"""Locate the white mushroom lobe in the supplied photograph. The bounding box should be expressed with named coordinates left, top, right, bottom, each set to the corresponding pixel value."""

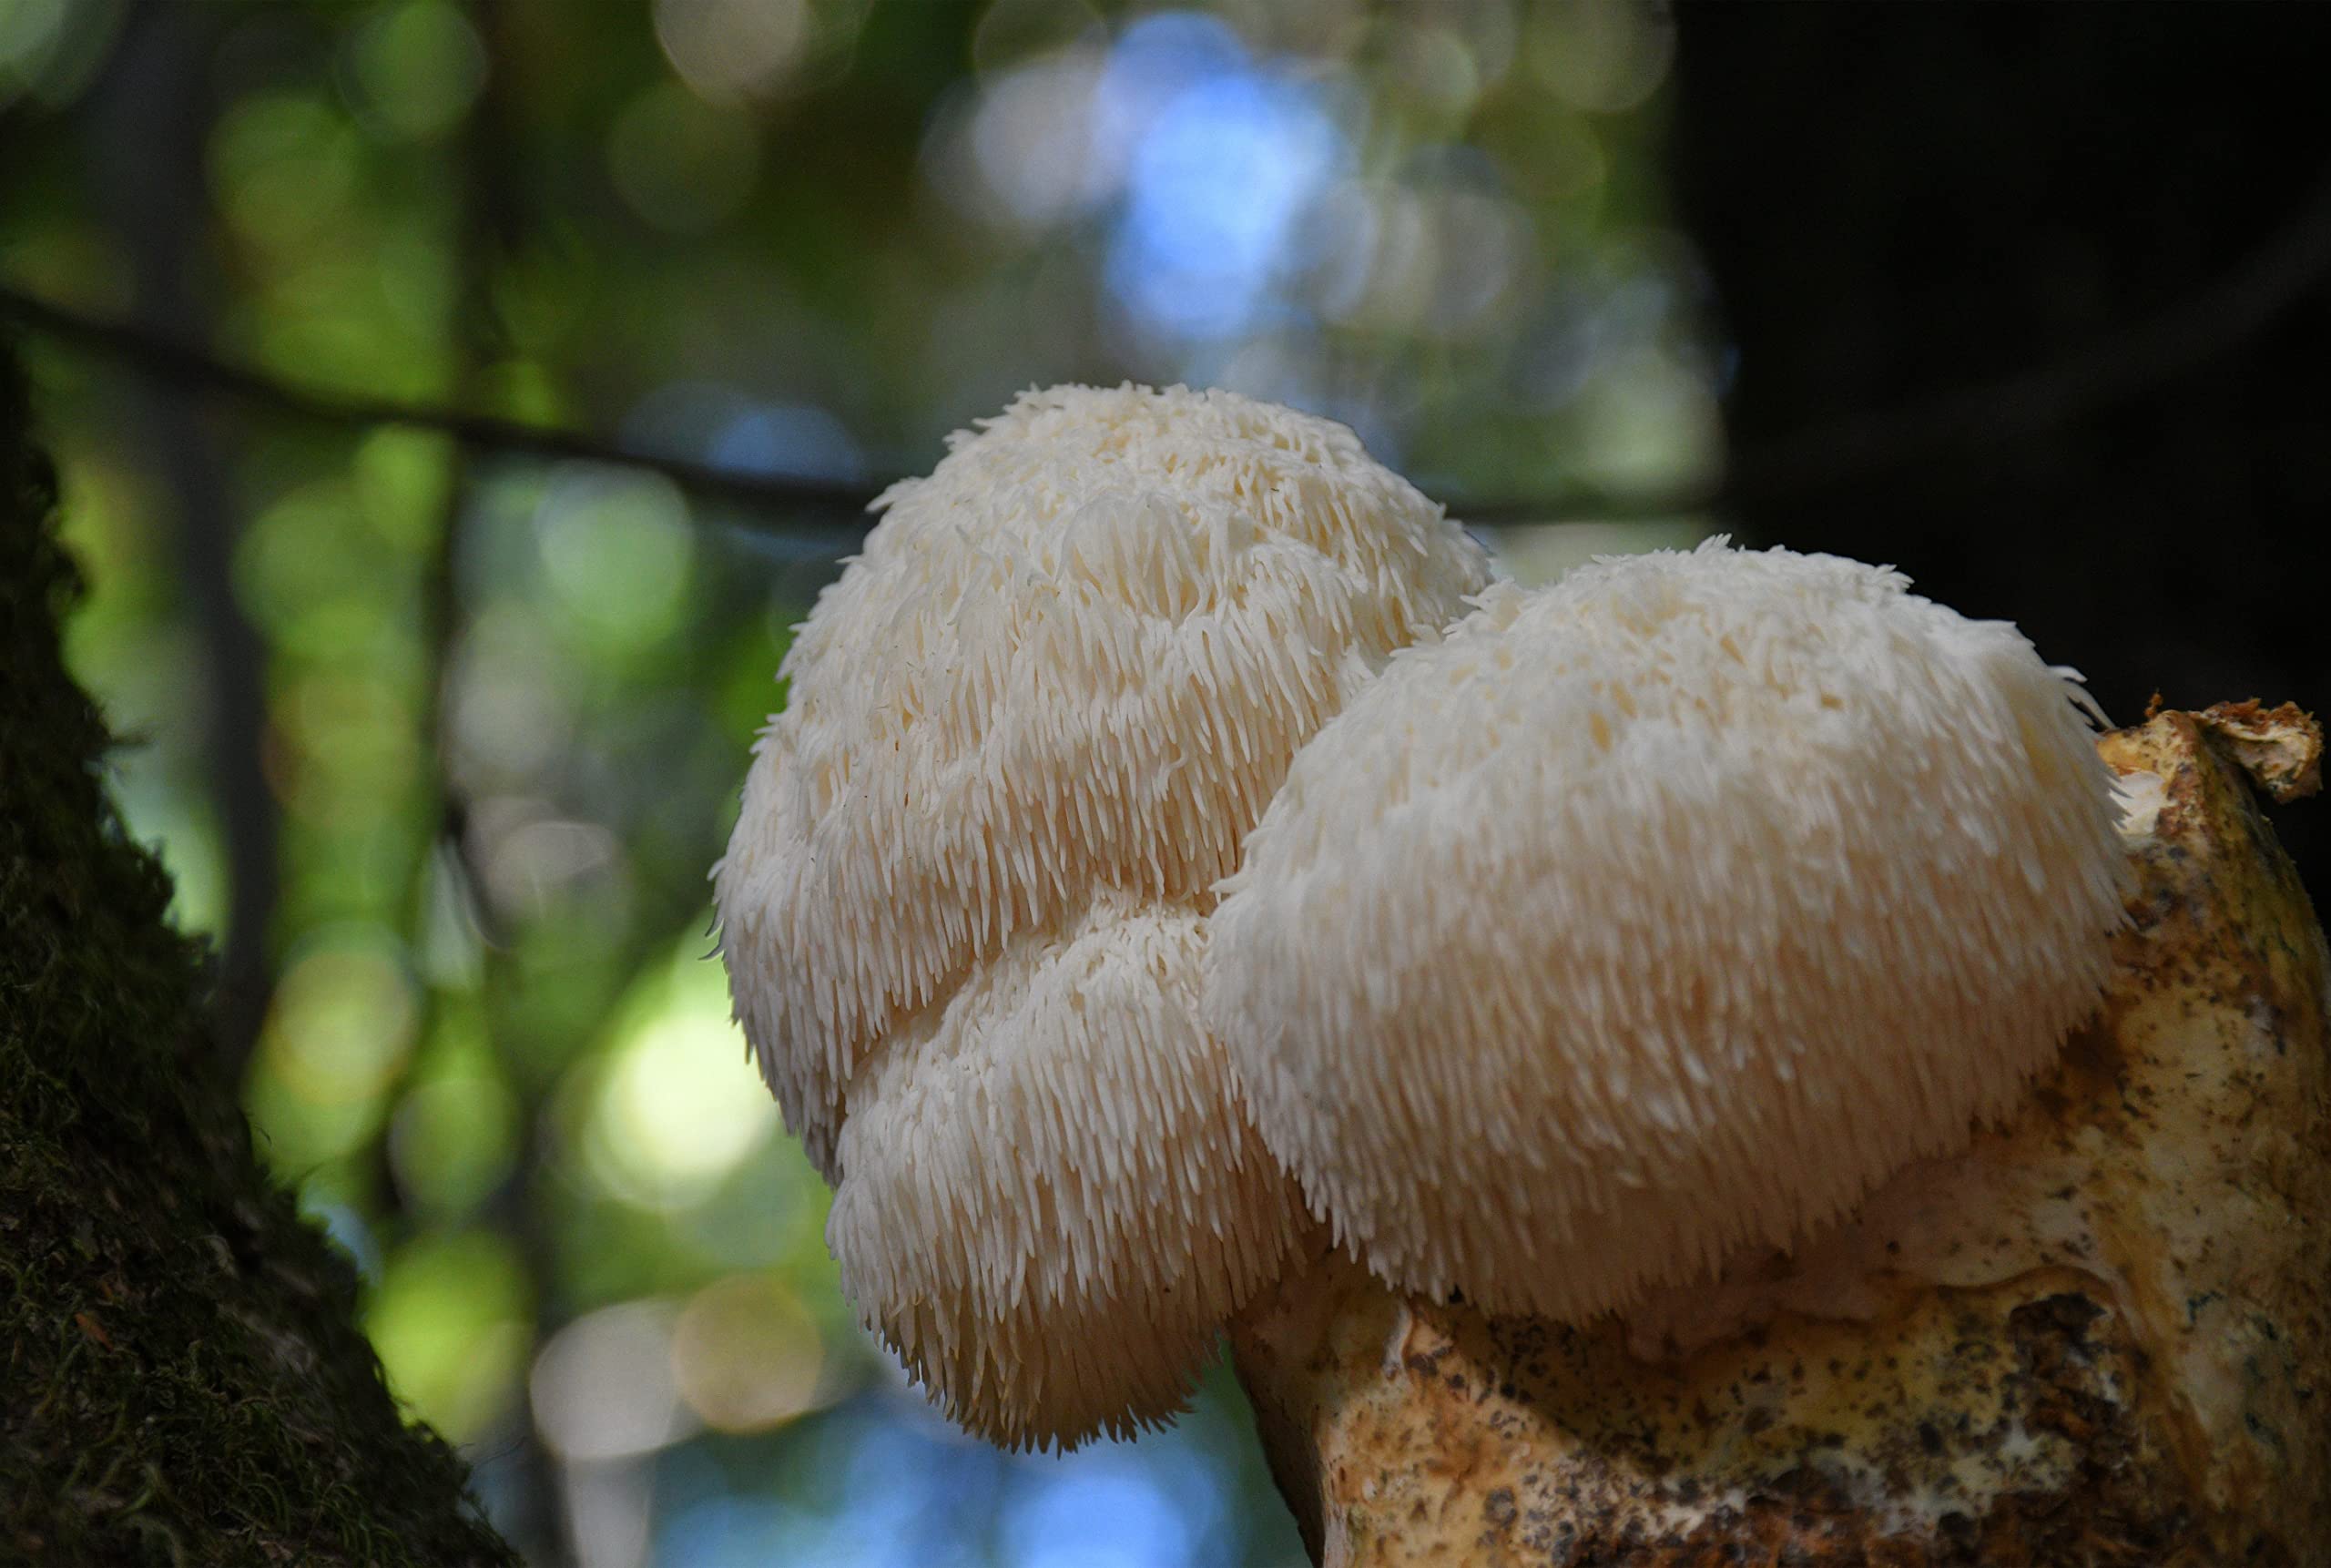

left=1205, top=541, right=2133, bottom=1321
left=713, top=383, right=1489, bottom=1447
left=827, top=898, right=1304, bottom=1450
left=715, top=383, right=1489, bottom=1172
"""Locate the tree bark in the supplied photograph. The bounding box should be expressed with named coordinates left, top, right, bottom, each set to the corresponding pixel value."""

left=1231, top=704, right=2329, bottom=1564
left=0, top=351, right=514, bottom=1563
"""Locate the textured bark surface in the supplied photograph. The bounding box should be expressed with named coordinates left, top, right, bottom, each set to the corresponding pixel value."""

left=0, top=354, right=514, bottom=1564
left=1232, top=705, right=2328, bottom=1565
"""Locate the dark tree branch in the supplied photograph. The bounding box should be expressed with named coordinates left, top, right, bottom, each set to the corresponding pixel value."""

left=0, top=285, right=884, bottom=526
left=0, top=281, right=1692, bottom=525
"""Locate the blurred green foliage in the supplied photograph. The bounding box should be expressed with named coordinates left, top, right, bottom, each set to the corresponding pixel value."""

left=1, top=2, right=1710, bottom=1563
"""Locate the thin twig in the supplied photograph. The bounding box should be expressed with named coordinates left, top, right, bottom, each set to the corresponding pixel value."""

left=0, top=284, right=883, bottom=524
left=0, top=279, right=1700, bottom=524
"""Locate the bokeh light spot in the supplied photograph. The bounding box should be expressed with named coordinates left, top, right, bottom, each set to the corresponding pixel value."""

left=1105, top=36, right=1344, bottom=341
left=580, top=943, right=776, bottom=1212
left=209, top=92, right=363, bottom=253
left=1527, top=0, right=1676, bottom=114
left=533, top=466, right=695, bottom=647
left=0, top=0, right=120, bottom=110
left=967, top=46, right=1113, bottom=227
left=653, top=0, right=812, bottom=102
left=0, top=0, right=67, bottom=99
left=389, top=1063, right=520, bottom=1216
left=672, top=1273, right=829, bottom=1432
left=344, top=0, right=488, bottom=142
left=607, top=80, right=760, bottom=234
left=1569, top=348, right=1725, bottom=494
left=368, top=1229, right=531, bottom=1444
left=1003, top=1448, right=1198, bottom=1568
left=254, top=924, right=419, bottom=1106
left=531, top=1298, right=697, bottom=1461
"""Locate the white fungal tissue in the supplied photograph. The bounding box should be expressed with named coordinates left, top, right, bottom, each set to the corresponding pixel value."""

left=715, top=382, right=1488, bottom=1171
left=712, top=383, right=1486, bottom=1446
left=827, top=896, right=1305, bottom=1449
left=1204, top=539, right=2134, bottom=1322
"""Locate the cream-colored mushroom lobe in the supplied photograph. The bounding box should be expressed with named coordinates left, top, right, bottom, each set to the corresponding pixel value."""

left=826, top=897, right=1306, bottom=1450
left=712, top=383, right=1490, bottom=1175
left=1204, top=541, right=2134, bottom=1321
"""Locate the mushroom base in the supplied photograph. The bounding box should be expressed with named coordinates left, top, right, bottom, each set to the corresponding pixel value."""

left=1230, top=706, right=2331, bottom=1566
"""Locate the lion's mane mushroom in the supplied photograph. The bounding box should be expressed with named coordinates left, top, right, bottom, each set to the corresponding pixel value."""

left=716, top=382, right=1490, bottom=1175
left=826, top=894, right=1298, bottom=1449
left=713, top=383, right=1490, bottom=1445
left=1205, top=540, right=2133, bottom=1321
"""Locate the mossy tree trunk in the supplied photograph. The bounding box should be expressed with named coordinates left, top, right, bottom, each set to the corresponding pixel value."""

left=0, top=349, right=515, bottom=1563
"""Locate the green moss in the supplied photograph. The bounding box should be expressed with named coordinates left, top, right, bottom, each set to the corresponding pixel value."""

left=0, top=348, right=516, bottom=1565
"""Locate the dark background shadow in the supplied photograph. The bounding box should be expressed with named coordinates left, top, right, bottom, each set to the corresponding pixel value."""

left=1675, top=5, right=2331, bottom=899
